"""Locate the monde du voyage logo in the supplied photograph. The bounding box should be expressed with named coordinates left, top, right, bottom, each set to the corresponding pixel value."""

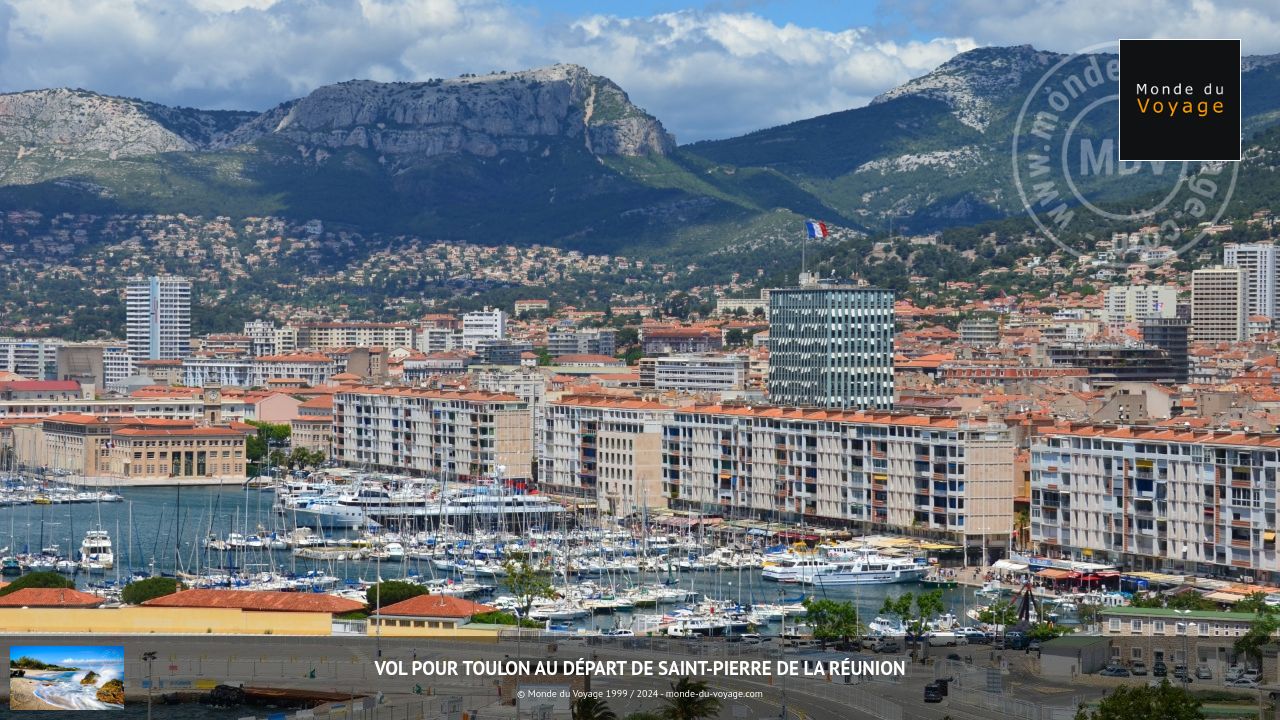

left=1013, top=39, right=1240, bottom=269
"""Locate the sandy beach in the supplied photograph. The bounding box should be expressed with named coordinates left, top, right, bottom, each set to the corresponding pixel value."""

left=10, top=672, right=66, bottom=711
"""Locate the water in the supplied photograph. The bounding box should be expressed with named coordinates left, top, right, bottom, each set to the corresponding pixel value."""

left=0, top=485, right=984, bottom=624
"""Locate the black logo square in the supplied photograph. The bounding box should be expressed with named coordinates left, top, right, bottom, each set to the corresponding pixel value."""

left=1120, top=39, right=1240, bottom=161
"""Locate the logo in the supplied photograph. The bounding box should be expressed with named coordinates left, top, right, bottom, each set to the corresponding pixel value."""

left=1012, top=41, right=1238, bottom=270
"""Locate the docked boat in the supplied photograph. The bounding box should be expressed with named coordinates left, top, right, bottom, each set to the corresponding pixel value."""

left=761, top=556, right=832, bottom=583
left=79, top=528, right=114, bottom=571
left=807, top=549, right=927, bottom=586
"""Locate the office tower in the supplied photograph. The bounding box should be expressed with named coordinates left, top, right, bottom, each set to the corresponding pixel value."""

left=1224, top=243, right=1278, bottom=321
left=767, top=280, right=894, bottom=410
left=126, top=276, right=192, bottom=362
left=1190, top=267, right=1246, bottom=342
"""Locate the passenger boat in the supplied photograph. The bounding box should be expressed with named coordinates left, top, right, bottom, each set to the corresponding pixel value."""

left=806, top=549, right=927, bottom=586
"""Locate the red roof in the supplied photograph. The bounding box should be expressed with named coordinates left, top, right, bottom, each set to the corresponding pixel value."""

left=142, top=589, right=364, bottom=613
left=0, top=587, right=103, bottom=607
left=376, top=594, right=495, bottom=618
left=0, top=380, right=80, bottom=392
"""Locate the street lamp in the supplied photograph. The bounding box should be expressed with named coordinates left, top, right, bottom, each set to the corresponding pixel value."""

left=142, top=651, right=157, bottom=720
left=1173, top=609, right=1191, bottom=691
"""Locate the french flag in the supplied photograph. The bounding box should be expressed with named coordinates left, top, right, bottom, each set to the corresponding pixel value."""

left=805, top=220, right=828, bottom=239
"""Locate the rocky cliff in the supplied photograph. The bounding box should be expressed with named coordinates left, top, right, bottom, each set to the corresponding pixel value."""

left=216, top=64, right=674, bottom=159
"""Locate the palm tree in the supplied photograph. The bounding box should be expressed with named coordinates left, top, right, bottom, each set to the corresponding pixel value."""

left=572, top=696, right=618, bottom=720
left=660, top=677, right=722, bottom=720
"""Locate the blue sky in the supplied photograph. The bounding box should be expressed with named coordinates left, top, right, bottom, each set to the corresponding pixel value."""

left=0, top=0, right=1277, bottom=141
left=11, top=645, right=124, bottom=667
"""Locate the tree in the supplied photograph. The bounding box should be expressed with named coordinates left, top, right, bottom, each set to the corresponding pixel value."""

left=571, top=696, right=618, bottom=720
left=1231, top=591, right=1272, bottom=615
left=1233, top=609, right=1279, bottom=669
left=724, top=328, right=746, bottom=347
left=121, top=577, right=182, bottom=605
left=910, top=589, right=946, bottom=656
left=802, top=598, right=861, bottom=648
left=1074, top=681, right=1202, bottom=720
left=659, top=677, right=721, bottom=720
left=367, top=580, right=427, bottom=609
left=1165, top=592, right=1217, bottom=612
left=500, top=552, right=555, bottom=618
left=0, top=571, right=74, bottom=596
left=246, top=421, right=291, bottom=462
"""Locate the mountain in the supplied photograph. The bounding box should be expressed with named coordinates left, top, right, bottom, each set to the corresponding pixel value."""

left=2, top=48, right=1280, bottom=258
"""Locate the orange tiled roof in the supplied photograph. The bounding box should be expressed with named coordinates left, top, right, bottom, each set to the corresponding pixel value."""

left=142, top=589, right=363, bottom=613
left=376, top=594, right=495, bottom=618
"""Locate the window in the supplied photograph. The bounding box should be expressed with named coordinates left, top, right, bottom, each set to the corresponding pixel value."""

left=1109, top=619, right=1121, bottom=632
left=1154, top=621, right=1165, bottom=634
left=1131, top=647, right=1143, bottom=660
left=1131, top=620, right=1143, bottom=632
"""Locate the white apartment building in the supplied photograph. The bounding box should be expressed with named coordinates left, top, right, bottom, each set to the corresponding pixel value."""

left=638, top=354, right=749, bottom=392
left=461, top=308, right=506, bottom=350
left=541, top=395, right=673, bottom=516
left=1224, top=243, right=1278, bottom=321
left=182, top=357, right=254, bottom=387
left=1103, top=285, right=1178, bottom=328
left=663, top=405, right=1014, bottom=560
left=181, top=353, right=335, bottom=388
left=332, top=386, right=532, bottom=483
left=1191, top=267, right=1247, bottom=342
left=292, top=322, right=415, bottom=350
left=0, top=337, right=61, bottom=380
left=1031, top=424, right=1280, bottom=582
left=416, top=327, right=462, bottom=354
left=126, top=276, right=191, bottom=362
left=473, top=370, right=548, bottom=457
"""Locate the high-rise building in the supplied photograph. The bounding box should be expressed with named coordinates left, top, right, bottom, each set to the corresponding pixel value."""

left=1224, top=243, right=1278, bottom=321
left=1103, top=285, right=1178, bottom=328
left=1190, top=267, right=1246, bottom=342
left=126, top=276, right=191, bottom=362
left=767, top=281, right=894, bottom=410
left=1140, top=317, right=1190, bottom=383
left=547, top=328, right=617, bottom=357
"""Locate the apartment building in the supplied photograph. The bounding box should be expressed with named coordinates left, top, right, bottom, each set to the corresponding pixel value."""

left=1224, top=242, right=1278, bottom=321
left=292, top=322, right=415, bottom=350
left=332, top=387, right=532, bottom=484
left=1191, top=267, right=1247, bottom=342
left=547, top=328, right=617, bottom=358
left=1103, top=285, right=1178, bottom=328
left=641, top=327, right=722, bottom=356
left=541, top=395, right=673, bottom=515
left=958, top=317, right=1000, bottom=346
left=0, top=337, right=61, bottom=380
left=291, top=395, right=333, bottom=457
left=461, top=308, right=506, bottom=349
left=637, top=354, right=749, bottom=392
left=252, top=354, right=335, bottom=387
left=126, top=276, right=191, bottom=362
left=1031, top=423, right=1280, bottom=582
left=663, top=405, right=1014, bottom=560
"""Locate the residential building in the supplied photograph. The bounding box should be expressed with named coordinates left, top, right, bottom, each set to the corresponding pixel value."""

left=126, top=276, right=192, bottom=362
left=1140, top=317, right=1191, bottom=384
left=291, top=395, right=333, bottom=457
left=252, top=353, right=335, bottom=387
left=715, top=296, right=768, bottom=318
left=663, top=406, right=1014, bottom=561
left=1103, top=285, right=1178, bottom=328
left=767, top=282, right=895, bottom=410
left=461, top=308, right=506, bottom=349
left=243, top=320, right=282, bottom=356
left=474, top=370, right=548, bottom=458
left=1099, top=606, right=1256, bottom=670
left=641, top=327, right=722, bottom=356
left=415, top=327, right=462, bottom=353
left=0, top=337, right=61, bottom=380
left=292, top=322, right=415, bottom=350
left=332, top=387, right=532, bottom=484
left=547, top=328, right=617, bottom=358
left=638, top=353, right=749, bottom=392
left=0, top=380, right=83, bottom=401
left=542, top=395, right=672, bottom=515
left=475, top=339, right=533, bottom=366
left=1031, top=423, right=1280, bottom=582
left=513, top=299, right=550, bottom=316
left=1224, top=242, right=1278, bottom=321
left=1047, top=342, right=1185, bottom=386
left=958, top=317, right=1000, bottom=346
left=1190, top=267, right=1247, bottom=342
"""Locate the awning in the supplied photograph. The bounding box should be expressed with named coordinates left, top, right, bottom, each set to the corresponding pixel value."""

left=993, top=559, right=1029, bottom=572
left=747, top=528, right=770, bottom=536
left=1037, top=568, right=1074, bottom=580
left=1204, top=591, right=1244, bottom=604
left=1266, top=531, right=1276, bottom=542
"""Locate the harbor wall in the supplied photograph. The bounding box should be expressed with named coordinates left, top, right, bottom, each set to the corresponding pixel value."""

left=0, top=606, right=333, bottom=635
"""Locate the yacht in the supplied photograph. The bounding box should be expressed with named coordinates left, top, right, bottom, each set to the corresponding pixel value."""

left=761, top=556, right=831, bottom=583
left=807, top=550, right=927, bottom=586
left=79, top=529, right=114, bottom=571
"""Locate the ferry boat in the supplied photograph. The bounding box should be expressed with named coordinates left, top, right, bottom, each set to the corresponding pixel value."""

left=79, top=529, right=114, bottom=571
left=291, top=487, right=565, bottom=528
left=761, top=556, right=831, bottom=583
left=807, top=550, right=927, bottom=586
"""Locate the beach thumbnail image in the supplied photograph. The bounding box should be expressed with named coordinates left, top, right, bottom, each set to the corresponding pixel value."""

left=9, top=646, right=125, bottom=711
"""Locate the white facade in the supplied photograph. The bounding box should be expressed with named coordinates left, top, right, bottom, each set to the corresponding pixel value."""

left=126, top=276, right=191, bottom=362
left=0, top=337, right=61, bottom=380
left=461, top=308, right=506, bottom=349
left=415, top=327, right=462, bottom=353
left=1103, top=285, right=1178, bottom=328
left=640, top=354, right=748, bottom=391
left=1224, top=243, right=1278, bottom=321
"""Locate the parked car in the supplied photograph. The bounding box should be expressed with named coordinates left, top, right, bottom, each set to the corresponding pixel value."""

left=1241, top=668, right=1262, bottom=683
left=1130, top=661, right=1148, bottom=675
left=1195, top=663, right=1212, bottom=679
left=1227, top=678, right=1259, bottom=689
left=946, top=653, right=963, bottom=662
left=1153, top=661, right=1168, bottom=677
left=924, top=683, right=943, bottom=703
left=957, top=628, right=989, bottom=644
left=1226, top=665, right=1246, bottom=681
left=873, top=638, right=903, bottom=654
left=1099, top=666, right=1131, bottom=677
left=1028, top=640, right=1042, bottom=652
left=927, top=632, right=967, bottom=647
left=1173, top=664, right=1192, bottom=682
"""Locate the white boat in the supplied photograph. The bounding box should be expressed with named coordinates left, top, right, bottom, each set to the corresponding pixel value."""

left=807, top=549, right=927, bottom=586
left=79, top=529, right=114, bottom=570
left=761, top=556, right=830, bottom=583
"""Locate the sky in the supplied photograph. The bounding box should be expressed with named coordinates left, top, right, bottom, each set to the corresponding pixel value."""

left=11, top=645, right=125, bottom=667
left=0, top=0, right=1278, bottom=142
